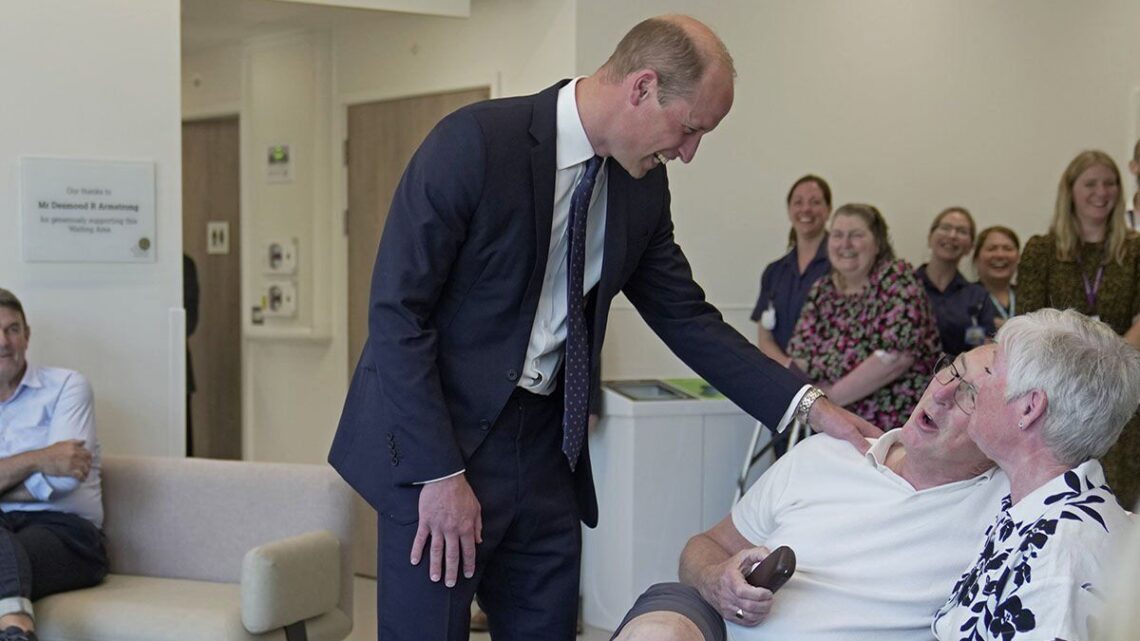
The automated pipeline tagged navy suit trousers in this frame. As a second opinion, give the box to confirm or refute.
[378,386,581,641]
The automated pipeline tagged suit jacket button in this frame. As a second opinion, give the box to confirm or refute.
[479,419,491,431]
[506,369,519,382]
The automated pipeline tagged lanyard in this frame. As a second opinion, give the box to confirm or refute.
[989,289,1015,320]
[1075,253,1105,315]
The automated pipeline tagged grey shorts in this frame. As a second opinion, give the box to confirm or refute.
[609,582,726,641]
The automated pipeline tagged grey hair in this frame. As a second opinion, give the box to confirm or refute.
[997,308,1140,466]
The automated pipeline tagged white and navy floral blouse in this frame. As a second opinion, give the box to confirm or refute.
[932,459,1132,641]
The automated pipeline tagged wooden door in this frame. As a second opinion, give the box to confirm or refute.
[345,86,490,577]
[182,117,242,460]
[346,86,491,375]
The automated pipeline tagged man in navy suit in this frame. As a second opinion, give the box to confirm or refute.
[330,14,881,641]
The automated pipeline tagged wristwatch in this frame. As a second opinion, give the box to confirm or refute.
[796,386,826,427]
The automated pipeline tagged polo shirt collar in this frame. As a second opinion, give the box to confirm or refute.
[865,428,904,467]
[865,428,997,488]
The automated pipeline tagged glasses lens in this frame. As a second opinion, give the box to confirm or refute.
[933,354,954,385]
[955,382,976,415]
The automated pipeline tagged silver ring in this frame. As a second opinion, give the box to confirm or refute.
[734,608,744,619]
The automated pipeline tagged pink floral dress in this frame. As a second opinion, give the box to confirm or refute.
[787,259,942,429]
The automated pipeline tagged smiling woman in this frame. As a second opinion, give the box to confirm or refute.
[916,207,997,356]
[972,226,1020,327]
[1017,149,1140,507]
[786,204,942,429]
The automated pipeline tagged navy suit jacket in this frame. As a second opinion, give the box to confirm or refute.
[329,81,801,528]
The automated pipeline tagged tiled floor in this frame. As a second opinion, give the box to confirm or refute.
[348,577,613,641]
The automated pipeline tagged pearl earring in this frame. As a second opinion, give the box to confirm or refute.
[1017,420,1025,429]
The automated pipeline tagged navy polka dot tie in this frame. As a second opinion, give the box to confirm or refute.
[563,155,602,471]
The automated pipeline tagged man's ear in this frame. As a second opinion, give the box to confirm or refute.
[628,70,659,106]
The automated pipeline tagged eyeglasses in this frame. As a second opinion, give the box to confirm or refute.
[934,223,972,238]
[933,353,980,415]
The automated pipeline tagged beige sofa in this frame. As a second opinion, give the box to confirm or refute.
[34,455,354,641]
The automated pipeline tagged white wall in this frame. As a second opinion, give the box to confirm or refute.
[1,1,185,456]
[578,0,1140,379]
[182,44,243,119]
[181,0,576,463]
[335,0,575,100]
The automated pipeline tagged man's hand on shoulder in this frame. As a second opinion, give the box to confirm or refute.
[695,546,775,627]
[411,473,483,588]
[808,398,882,455]
[36,439,92,480]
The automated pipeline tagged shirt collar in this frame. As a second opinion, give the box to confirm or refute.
[556,77,598,171]
[0,363,40,405]
[917,264,968,295]
[1006,459,1105,524]
[865,428,997,486]
[18,363,42,390]
[864,428,904,467]
[811,234,830,263]
[779,234,829,268]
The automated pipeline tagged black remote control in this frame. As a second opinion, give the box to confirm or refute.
[744,546,796,592]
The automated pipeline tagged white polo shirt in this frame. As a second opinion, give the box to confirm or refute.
[728,430,1008,641]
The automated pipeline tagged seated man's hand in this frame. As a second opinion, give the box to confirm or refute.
[37,439,93,480]
[695,546,775,627]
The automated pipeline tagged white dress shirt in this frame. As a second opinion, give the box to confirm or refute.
[518,77,608,395]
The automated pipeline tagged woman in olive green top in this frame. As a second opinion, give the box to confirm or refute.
[1019,150,1140,507]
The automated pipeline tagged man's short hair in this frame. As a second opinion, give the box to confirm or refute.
[602,16,735,104]
[0,288,26,325]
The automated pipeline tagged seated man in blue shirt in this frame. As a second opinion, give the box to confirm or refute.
[0,288,107,641]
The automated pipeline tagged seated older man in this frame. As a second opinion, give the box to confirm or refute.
[610,344,1009,641]
[0,289,107,641]
[933,308,1140,641]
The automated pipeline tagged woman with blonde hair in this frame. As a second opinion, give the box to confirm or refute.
[1018,149,1140,507]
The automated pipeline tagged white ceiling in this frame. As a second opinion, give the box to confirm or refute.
[181,0,376,52]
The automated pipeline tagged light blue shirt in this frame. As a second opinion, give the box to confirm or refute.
[0,365,103,528]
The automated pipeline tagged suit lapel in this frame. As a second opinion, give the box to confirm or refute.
[598,162,629,307]
[525,84,562,298]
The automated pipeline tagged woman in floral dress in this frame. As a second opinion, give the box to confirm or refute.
[787,204,941,428]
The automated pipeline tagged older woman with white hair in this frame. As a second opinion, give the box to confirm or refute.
[933,308,1140,641]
